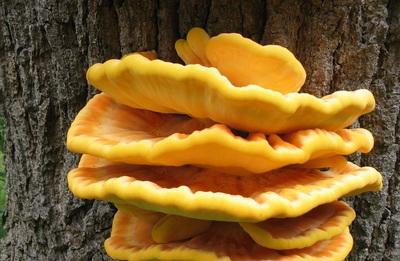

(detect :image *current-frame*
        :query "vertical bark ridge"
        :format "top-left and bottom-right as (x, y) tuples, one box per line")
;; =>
(206, 0), (242, 35)
(353, 0), (400, 260)
(157, 0), (180, 62)
(178, 0), (211, 37)
(240, 0), (265, 41)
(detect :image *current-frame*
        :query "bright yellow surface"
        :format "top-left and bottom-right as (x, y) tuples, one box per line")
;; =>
(105, 207), (353, 261)
(86, 54), (375, 133)
(240, 201), (355, 250)
(176, 28), (306, 93)
(207, 33), (306, 93)
(177, 27), (211, 66)
(67, 94), (374, 173)
(68, 155), (382, 222)
(118, 201), (354, 250)
(175, 39), (203, 65)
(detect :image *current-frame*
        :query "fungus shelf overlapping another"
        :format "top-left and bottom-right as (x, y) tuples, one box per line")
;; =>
(176, 27), (306, 93)
(66, 28), (383, 261)
(67, 94), (374, 173)
(68, 155), (381, 223)
(105, 205), (354, 261)
(85, 54), (375, 134)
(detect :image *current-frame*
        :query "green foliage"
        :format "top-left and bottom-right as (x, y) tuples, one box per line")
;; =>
(0, 117), (4, 152)
(0, 150), (3, 175)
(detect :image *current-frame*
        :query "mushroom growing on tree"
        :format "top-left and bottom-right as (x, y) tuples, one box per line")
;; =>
(66, 28), (382, 261)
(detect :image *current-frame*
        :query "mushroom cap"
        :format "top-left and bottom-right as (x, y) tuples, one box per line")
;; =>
(68, 155), (382, 222)
(240, 201), (355, 250)
(105, 206), (353, 261)
(175, 39), (204, 65)
(176, 27), (306, 94)
(176, 28), (211, 66)
(86, 54), (375, 134)
(67, 94), (374, 173)
(120, 201), (355, 250)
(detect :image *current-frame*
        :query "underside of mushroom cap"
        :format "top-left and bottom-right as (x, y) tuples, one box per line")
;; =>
(151, 214), (212, 244)
(68, 154), (382, 222)
(240, 201), (355, 250)
(86, 53), (375, 133)
(105, 206), (353, 261)
(119, 201), (355, 250)
(67, 93), (374, 173)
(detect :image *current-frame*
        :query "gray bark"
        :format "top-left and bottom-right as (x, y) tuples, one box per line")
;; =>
(0, 0), (398, 260)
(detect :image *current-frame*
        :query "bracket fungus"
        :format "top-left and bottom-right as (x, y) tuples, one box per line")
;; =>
(66, 28), (383, 260)
(105, 205), (354, 261)
(67, 94), (374, 173)
(176, 27), (306, 93)
(68, 155), (381, 222)
(240, 201), (355, 250)
(86, 53), (375, 134)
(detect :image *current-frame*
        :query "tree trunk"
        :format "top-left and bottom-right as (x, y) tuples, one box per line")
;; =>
(0, 0), (398, 260)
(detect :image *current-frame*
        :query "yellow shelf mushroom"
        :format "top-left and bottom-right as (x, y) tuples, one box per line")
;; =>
(86, 53), (375, 133)
(151, 214), (212, 244)
(68, 154), (382, 222)
(105, 206), (353, 261)
(176, 27), (211, 66)
(125, 201), (355, 250)
(65, 28), (382, 260)
(67, 94), (374, 173)
(240, 201), (355, 250)
(176, 27), (306, 93)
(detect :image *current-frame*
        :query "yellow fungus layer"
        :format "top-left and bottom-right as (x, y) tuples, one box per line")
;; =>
(175, 39), (203, 65)
(68, 154), (382, 222)
(176, 27), (306, 93)
(294, 155), (348, 169)
(183, 27), (211, 66)
(105, 207), (353, 261)
(67, 94), (374, 173)
(240, 201), (355, 250)
(123, 50), (157, 60)
(152, 214), (212, 244)
(120, 201), (354, 250)
(86, 53), (375, 133)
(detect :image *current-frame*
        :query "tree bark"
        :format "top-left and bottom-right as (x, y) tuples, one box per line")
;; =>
(0, 0), (398, 260)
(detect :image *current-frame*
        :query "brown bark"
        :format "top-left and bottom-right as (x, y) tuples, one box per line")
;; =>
(0, 0), (398, 260)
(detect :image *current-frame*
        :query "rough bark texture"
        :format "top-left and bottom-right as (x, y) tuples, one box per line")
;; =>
(0, 0), (398, 260)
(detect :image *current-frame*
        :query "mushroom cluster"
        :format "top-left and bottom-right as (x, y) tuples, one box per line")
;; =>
(67, 28), (382, 261)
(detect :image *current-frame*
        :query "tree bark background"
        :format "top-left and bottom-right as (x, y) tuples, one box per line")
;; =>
(0, 0), (398, 260)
